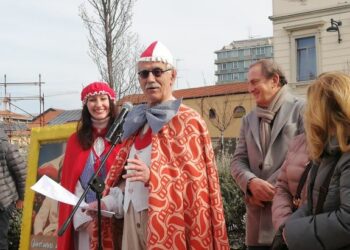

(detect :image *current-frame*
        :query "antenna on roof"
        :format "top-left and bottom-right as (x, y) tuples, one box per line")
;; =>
(186, 80), (191, 89)
(248, 26), (253, 39)
(175, 58), (183, 89)
(247, 26), (260, 39)
(202, 72), (207, 86)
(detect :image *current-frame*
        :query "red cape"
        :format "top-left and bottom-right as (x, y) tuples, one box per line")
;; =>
(104, 105), (229, 249)
(57, 133), (121, 250)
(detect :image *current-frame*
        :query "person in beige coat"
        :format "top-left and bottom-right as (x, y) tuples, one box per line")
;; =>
(271, 133), (310, 231)
(231, 59), (304, 249)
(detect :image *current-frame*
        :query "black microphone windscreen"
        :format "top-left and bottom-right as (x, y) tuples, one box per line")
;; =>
(105, 102), (133, 143)
(122, 102), (133, 112)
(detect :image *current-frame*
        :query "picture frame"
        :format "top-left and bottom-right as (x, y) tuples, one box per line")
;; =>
(20, 123), (76, 250)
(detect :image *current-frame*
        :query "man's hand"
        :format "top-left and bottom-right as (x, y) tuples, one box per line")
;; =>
(15, 200), (24, 209)
(248, 178), (275, 202)
(122, 154), (150, 183)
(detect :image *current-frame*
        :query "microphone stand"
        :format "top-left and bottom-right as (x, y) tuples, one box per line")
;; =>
(58, 130), (123, 250)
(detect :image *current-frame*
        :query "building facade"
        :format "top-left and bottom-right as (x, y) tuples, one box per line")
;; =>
(214, 37), (273, 84)
(270, 0), (350, 98)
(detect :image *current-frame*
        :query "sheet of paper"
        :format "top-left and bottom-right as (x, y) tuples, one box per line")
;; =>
(31, 175), (115, 217)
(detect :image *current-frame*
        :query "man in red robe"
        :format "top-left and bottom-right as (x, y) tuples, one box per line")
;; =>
(103, 41), (229, 249)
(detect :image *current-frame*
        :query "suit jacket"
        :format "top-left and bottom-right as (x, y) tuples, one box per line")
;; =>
(231, 92), (304, 246)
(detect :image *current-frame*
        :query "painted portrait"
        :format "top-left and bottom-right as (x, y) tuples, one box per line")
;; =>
(20, 123), (76, 250)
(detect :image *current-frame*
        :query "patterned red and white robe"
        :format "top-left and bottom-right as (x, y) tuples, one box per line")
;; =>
(103, 104), (229, 249)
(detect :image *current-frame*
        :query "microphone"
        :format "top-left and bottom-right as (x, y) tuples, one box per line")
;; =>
(105, 102), (133, 143)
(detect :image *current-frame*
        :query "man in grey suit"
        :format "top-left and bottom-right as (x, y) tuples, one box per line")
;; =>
(231, 59), (304, 250)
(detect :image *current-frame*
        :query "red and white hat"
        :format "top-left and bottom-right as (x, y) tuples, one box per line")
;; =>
(139, 41), (174, 66)
(81, 82), (116, 104)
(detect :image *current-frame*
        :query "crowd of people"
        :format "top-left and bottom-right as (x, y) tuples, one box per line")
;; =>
(56, 42), (350, 250)
(230, 60), (350, 250)
(3, 40), (350, 250)
(58, 41), (229, 250)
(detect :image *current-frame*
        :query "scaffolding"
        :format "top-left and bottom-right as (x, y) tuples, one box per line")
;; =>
(0, 74), (45, 121)
(0, 74), (45, 152)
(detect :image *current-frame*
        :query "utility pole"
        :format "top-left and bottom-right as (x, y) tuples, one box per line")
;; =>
(175, 58), (183, 89)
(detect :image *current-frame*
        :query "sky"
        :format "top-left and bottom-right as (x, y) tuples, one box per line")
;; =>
(0, 0), (272, 116)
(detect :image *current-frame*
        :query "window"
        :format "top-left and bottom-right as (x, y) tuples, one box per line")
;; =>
(228, 50), (238, 58)
(217, 51), (228, 59)
(233, 106), (246, 118)
(219, 63), (233, 70)
(239, 72), (245, 81)
(238, 61), (244, 69)
(283, 20), (324, 83)
(266, 46), (273, 56)
(296, 36), (316, 81)
(244, 60), (251, 68)
(209, 108), (216, 119)
(244, 49), (250, 56)
(256, 47), (266, 56)
(219, 74), (232, 82)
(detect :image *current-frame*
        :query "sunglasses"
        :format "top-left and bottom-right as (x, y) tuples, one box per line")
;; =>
(138, 68), (172, 79)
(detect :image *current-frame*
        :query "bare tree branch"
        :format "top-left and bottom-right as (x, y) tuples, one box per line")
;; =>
(197, 93), (250, 154)
(80, 0), (142, 98)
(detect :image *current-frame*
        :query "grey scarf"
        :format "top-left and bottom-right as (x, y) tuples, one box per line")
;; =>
(121, 98), (182, 140)
(256, 86), (288, 157)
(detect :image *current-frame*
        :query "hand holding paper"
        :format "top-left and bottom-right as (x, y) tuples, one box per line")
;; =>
(31, 175), (114, 217)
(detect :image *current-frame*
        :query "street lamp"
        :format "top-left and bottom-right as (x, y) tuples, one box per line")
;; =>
(326, 18), (342, 44)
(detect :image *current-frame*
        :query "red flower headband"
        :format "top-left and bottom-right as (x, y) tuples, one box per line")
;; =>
(81, 82), (116, 104)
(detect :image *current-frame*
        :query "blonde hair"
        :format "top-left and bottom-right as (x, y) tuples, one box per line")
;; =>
(305, 71), (350, 160)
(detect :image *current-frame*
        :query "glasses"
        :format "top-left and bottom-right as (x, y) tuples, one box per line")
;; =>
(138, 68), (172, 79)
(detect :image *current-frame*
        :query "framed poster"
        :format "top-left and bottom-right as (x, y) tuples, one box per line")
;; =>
(19, 123), (76, 250)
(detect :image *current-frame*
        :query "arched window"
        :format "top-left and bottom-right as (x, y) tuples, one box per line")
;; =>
(209, 108), (216, 119)
(233, 106), (246, 118)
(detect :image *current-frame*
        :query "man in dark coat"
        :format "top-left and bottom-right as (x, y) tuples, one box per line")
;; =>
(0, 128), (26, 250)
